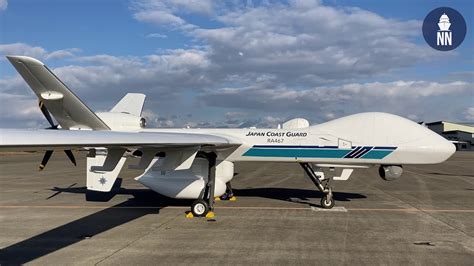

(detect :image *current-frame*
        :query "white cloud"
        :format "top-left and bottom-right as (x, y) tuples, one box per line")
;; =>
(0, 43), (47, 59)
(0, 1), (470, 128)
(198, 81), (473, 122)
(1, 43), (470, 127)
(465, 107), (474, 121)
(141, 109), (177, 127)
(146, 33), (168, 38)
(170, 0), (213, 14)
(0, 92), (45, 128)
(45, 48), (81, 60)
(0, 0), (7, 11)
(193, 3), (436, 85)
(0, 43), (79, 60)
(340, 81), (468, 98)
(146, 49), (209, 67)
(0, 75), (26, 94)
(134, 10), (187, 27)
(0, 50), (211, 109)
(127, 1), (445, 86)
(131, 0), (213, 30)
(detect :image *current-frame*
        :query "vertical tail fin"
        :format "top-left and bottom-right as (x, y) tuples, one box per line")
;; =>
(110, 93), (146, 116)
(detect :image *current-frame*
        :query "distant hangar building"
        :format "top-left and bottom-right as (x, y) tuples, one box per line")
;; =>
(425, 121), (474, 151)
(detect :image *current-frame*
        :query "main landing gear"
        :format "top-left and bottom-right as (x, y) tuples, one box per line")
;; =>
(300, 163), (335, 209)
(216, 182), (236, 201)
(188, 152), (217, 218)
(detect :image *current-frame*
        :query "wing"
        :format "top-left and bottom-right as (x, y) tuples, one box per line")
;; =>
(6, 56), (110, 130)
(0, 129), (241, 193)
(0, 129), (241, 152)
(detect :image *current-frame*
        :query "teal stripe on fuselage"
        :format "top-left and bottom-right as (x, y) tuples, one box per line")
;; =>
(243, 146), (395, 159)
(243, 148), (351, 158)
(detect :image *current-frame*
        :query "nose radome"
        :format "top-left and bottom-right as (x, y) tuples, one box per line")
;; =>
(406, 124), (457, 164)
(437, 138), (456, 162)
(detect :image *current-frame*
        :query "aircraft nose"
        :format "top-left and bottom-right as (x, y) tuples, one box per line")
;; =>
(437, 138), (456, 162)
(401, 130), (457, 164)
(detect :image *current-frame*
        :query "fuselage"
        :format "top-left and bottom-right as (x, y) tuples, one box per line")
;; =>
(140, 112), (455, 165)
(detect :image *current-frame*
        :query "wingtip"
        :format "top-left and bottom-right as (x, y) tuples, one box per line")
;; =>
(5, 55), (45, 66)
(5, 55), (16, 63)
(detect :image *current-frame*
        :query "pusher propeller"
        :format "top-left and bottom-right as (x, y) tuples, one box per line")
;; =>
(38, 100), (77, 171)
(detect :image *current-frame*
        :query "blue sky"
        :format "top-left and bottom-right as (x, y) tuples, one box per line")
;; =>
(0, 0), (473, 128)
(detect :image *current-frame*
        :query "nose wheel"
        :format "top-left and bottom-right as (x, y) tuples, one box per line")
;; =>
(320, 193), (335, 209)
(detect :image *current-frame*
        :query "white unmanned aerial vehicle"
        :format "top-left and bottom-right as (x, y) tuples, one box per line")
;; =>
(0, 56), (456, 217)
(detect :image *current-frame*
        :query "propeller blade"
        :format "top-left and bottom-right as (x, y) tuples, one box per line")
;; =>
(39, 150), (54, 171)
(64, 150), (77, 166)
(46, 183), (77, 200)
(39, 101), (55, 128)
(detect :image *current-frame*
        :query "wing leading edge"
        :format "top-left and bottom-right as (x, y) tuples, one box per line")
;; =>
(0, 129), (241, 152)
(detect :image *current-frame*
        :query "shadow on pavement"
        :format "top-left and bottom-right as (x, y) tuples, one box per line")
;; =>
(0, 182), (365, 264)
(428, 172), (474, 178)
(0, 180), (190, 265)
(233, 187), (366, 204)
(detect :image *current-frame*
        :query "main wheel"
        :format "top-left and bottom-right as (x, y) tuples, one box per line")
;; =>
(191, 199), (209, 217)
(320, 195), (335, 209)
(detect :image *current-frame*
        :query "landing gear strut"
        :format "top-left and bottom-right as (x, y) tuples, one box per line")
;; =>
(190, 152), (217, 218)
(300, 163), (335, 209)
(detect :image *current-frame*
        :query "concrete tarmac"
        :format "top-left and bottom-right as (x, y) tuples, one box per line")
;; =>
(0, 152), (473, 265)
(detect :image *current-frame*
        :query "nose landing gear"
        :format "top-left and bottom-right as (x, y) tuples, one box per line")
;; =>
(320, 190), (335, 209)
(300, 162), (335, 209)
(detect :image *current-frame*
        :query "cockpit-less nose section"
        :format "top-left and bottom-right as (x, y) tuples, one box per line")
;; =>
(0, 56), (456, 217)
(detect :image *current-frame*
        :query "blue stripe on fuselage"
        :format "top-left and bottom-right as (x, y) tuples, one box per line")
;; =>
(352, 146), (373, 158)
(243, 148), (351, 158)
(252, 145), (339, 149)
(343, 146), (362, 158)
